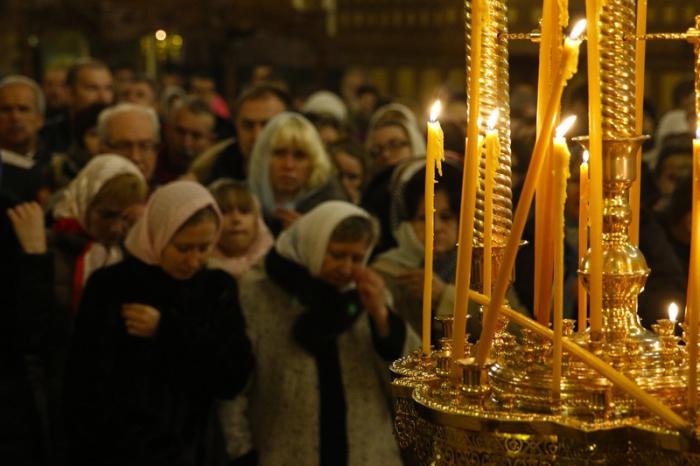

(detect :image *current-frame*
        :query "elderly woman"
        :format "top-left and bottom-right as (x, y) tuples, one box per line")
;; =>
(51, 154), (148, 313)
(64, 181), (253, 466)
(237, 200), (417, 466)
(362, 103), (426, 253)
(247, 112), (347, 235)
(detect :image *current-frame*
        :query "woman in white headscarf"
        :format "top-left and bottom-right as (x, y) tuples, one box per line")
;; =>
(236, 200), (416, 466)
(247, 112), (347, 235)
(64, 181), (253, 466)
(362, 103), (426, 253)
(51, 154), (147, 313)
(372, 162), (462, 338)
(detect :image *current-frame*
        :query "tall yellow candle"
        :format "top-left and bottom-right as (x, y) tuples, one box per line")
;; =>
(423, 101), (445, 356)
(483, 109), (500, 300)
(552, 117), (574, 398)
(630, 0), (648, 247)
(584, 0), (604, 339)
(451, 0), (487, 368)
(476, 21), (585, 366)
(534, 0), (562, 331)
(689, 129), (700, 414)
(578, 151), (590, 331)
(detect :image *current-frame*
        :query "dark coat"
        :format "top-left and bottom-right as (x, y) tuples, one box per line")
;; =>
(0, 194), (53, 465)
(64, 257), (253, 466)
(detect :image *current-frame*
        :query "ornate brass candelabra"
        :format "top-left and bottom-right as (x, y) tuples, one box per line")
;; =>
(391, 2), (700, 464)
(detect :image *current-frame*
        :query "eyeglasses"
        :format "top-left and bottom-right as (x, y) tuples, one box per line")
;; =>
(106, 140), (158, 154)
(369, 139), (410, 158)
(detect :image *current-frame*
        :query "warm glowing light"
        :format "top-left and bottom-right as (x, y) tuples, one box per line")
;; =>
(569, 19), (587, 41)
(487, 109), (499, 131)
(430, 100), (442, 122)
(582, 150), (590, 164)
(155, 29), (167, 41)
(668, 302), (679, 323)
(172, 34), (183, 46)
(696, 126), (700, 140)
(555, 115), (577, 139)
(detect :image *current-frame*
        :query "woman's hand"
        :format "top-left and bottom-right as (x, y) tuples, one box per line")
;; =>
(6, 202), (47, 254)
(121, 303), (161, 338)
(354, 267), (390, 337)
(397, 269), (446, 304)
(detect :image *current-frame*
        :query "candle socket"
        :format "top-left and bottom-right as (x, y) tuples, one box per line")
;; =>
(574, 135), (651, 347)
(654, 320), (683, 370)
(455, 357), (493, 402)
(652, 319), (676, 337)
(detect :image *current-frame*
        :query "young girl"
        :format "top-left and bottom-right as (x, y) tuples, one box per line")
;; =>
(208, 178), (273, 279)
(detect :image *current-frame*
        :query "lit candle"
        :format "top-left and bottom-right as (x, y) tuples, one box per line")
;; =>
(629, 0), (648, 247)
(451, 0), (488, 368)
(669, 302), (679, 323)
(552, 116), (575, 398)
(422, 101), (445, 355)
(584, 0), (604, 340)
(578, 151), (590, 332)
(476, 20), (586, 366)
(483, 109), (500, 300)
(689, 128), (700, 414)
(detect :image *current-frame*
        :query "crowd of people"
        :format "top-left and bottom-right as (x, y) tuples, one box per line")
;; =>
(1, 56), (697, 465)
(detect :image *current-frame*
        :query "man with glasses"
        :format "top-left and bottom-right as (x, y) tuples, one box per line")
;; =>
(97, 103), (160, 182)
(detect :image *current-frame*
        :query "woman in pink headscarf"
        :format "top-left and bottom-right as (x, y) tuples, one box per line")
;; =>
(64, 180), (253, 466)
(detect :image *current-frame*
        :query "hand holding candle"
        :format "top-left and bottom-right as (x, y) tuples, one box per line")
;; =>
(423, 100), (445, 355)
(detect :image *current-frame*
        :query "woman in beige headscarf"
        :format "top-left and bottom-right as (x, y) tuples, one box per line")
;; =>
(51, 154), (147, 312)
(64, 180), (253, 466)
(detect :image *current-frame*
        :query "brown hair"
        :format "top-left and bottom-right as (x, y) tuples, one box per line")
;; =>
(330, 215), (378, 245)
(208, 179), (257, 215)
(89, 173), (147, 212)
(179, 205), (220, 232)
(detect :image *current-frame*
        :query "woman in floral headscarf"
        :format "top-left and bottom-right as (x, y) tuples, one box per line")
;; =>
(64, 181), (253, 466)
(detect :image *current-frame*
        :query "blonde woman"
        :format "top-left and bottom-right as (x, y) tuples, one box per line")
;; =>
(247, 112), (347, 234)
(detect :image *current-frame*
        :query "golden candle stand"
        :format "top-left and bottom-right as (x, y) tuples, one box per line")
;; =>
(391, 5), (700, 465)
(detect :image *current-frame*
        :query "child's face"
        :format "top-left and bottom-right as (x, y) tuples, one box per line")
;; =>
(218, 205), (259, 256)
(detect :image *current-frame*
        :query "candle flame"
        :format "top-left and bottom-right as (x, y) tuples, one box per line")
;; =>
(487, 109), (499, 130)
(555, 115), (577, 139)
(582, 150), (590, 164)
(569, 19), (587, 41)
(430, 100), (442, 122)
(668, 302), (679, 323)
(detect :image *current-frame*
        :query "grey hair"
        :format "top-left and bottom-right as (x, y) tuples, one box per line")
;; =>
(0, 75), (46, 115)
(97, 103), (161, 144)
